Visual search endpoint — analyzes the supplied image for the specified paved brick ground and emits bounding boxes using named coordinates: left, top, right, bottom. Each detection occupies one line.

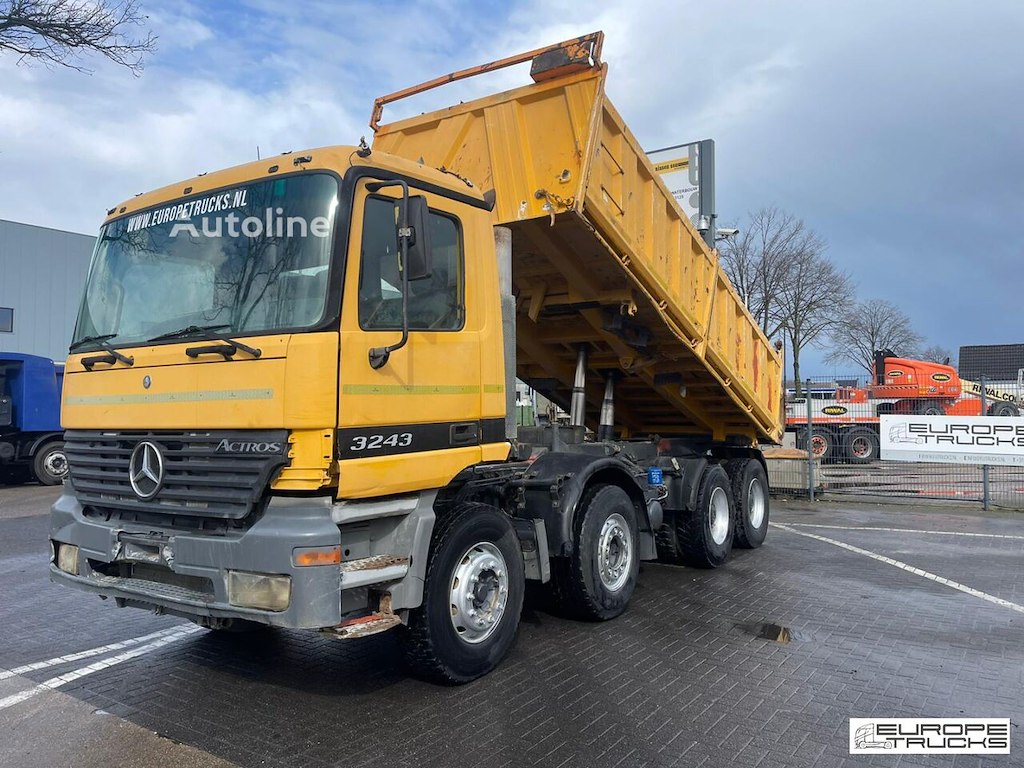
left=1, top=494, right=1022, bottom=767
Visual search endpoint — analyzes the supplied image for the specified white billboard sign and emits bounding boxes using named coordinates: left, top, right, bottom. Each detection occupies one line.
left=880, top=415, right=1024, bottom=465
left=646, top=139, right=713, bottom=232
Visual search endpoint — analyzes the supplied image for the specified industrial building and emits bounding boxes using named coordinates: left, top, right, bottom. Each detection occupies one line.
left=0, top=220, right=95, bottom=361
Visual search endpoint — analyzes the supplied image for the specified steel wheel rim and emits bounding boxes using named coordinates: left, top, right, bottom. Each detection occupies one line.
left=851, top=437, right=871, bottom=459
left=708, top=487, right=730, bottom=545
left=449, top=541, right=509, bottom=645
left=597, top=512, right=632, bottom=592
left=810, top=435, right=827, bottom=456
left=747, top=478, right=766, bottom=529
left=44, top=450, right=68, bottom=479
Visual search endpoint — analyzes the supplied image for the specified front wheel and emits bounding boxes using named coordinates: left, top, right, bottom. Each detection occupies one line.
left=33, top=441, right=68, bottom=485
left=989, top=402, right=1020, bottom=417
left=797, top=429, right=836, bottom=462
left=915, top=401, right=945, bottom=416
left=549, top=484, right=639, bottom=621
left=402, top=503, right=524, bottom=684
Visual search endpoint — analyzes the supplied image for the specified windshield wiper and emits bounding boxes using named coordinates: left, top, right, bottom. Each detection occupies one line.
left=69, top=333, right=118, bottom=351
left=147, top=324, right=232, bottom=343
left=69, top=334, right=134, bottom=369
left=149, top=324, right=262, bottom=359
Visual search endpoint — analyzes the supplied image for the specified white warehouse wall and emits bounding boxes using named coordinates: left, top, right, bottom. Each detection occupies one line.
left=0, top=219, right=95, bottom=362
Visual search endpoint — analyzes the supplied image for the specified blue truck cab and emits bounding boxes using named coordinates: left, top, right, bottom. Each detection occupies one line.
left=0, top=353, right=67, bottom=485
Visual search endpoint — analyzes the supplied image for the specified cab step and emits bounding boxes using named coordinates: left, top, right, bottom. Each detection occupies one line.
left=321, top=612, right=403, bottom=640
left=339, top=554, right=410, bottom=589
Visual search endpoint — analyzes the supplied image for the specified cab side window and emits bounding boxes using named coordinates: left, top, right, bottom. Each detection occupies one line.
left=358, top=196, right=464, bottom=331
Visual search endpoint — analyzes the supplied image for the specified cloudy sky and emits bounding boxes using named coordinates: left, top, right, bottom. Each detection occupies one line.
left=1, top=0, right=1021, bottom=375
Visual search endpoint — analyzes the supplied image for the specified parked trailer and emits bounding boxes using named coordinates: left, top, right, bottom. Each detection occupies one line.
left=50, top=33, right=782, bottom=682
left=786, top=350, right=1020, bottom=463
left=0, top=353, right=67, bottom=485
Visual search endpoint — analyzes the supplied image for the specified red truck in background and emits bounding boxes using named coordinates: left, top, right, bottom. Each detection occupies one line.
left=786, top=349, right=1022, bottom=463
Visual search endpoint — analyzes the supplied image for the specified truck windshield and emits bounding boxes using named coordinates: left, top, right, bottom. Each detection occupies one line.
left=72, top=173, right=339, bottom=350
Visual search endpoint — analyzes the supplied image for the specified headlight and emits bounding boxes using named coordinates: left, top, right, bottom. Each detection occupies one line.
left=226, top=570, right=291, bottom=612
left=56, top=543, right=80, bottom=575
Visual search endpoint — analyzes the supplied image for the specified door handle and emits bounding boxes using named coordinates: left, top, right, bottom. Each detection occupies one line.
left=449, top=422, right=479, bottom=446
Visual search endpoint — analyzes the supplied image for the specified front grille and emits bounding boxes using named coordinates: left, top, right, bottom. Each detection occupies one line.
left=65, top=430, right=289, bottom=520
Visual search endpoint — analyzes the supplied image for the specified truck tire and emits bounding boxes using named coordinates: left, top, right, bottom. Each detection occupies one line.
left=402, top=503, right=524, bottom=684
left=915, top=401, right=944, bottom=416
left=797, top=428, right=836, bottom=462
left=549, top=484, right=639, bottom=621
left=727, top=459, right=769, bottom=549
left=677, top=464, right=734, bottom=568
left=988, top=402, right=1019, bottom=417
left=844, top=427, right=879, bottom=463
left=33, top=441, right=68, bottom=485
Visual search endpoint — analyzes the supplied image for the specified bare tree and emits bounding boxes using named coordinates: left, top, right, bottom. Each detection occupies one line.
left=827, top=299, right=923, bottom=374
left=0, top=0, right=155, bottom=74
left=775, top=240, right=853, bottom=394
left=919, top=344, right=954, bottom=366
left=719, top=206, right=808, bottom=339
left=719, top=206, right=851, bottom=394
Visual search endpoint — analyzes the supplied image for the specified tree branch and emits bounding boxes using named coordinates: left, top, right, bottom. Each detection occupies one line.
left=0, top=0, right=156, bottom=74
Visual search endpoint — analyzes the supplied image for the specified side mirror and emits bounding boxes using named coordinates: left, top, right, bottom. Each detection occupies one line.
left=403, top=195, right=432, bottom=281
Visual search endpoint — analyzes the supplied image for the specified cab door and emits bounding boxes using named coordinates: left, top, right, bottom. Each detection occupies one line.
left=337, top=180, right=484, bottom=498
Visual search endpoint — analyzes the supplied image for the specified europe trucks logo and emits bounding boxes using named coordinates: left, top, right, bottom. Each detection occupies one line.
left=849, top=719, right=1009, bottom=754
left=889, top=421, right=1024, bottom=448
left=888, top=423, right=924, bottom=444
left=125, top=189, right=249, bottom=232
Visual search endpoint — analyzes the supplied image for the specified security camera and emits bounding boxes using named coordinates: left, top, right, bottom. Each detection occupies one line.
left=715, top=228, right=739, bottom=240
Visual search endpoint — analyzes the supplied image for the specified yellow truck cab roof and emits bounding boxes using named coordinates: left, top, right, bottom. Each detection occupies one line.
left=103, top=145, right=487, bottom=224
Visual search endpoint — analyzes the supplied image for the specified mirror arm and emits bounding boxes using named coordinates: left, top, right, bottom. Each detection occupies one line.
left=366, top=179, right=412, bottom=369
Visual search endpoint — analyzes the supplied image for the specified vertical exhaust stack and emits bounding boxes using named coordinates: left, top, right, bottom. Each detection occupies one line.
left=569, top=345, right=588, bottom=427
left=495, top=227, right=516, bottom=443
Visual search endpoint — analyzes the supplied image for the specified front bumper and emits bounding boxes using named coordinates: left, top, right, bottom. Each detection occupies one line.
left=49, top=492, right=344, bottom=629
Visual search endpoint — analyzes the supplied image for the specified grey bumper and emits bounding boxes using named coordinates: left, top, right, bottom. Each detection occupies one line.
left=49, top=492, right=344, bottom=629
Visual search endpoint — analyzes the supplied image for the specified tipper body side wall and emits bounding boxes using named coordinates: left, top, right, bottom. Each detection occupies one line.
left=373, top=66, right=783, bottom=443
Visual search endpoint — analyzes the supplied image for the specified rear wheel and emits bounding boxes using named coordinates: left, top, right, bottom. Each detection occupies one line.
left=727, top=459, right=769, bottom=549
left=678, top=465, right=734, bottom=568
left=33, top=441, right=67, bottom=485
left=915, top=401, right=945, bottom=416
left=844, top=427, right=879, bottom=464
left=549, top=484, right=639, bottom=621
left=402, top=503, right=524, bottom=684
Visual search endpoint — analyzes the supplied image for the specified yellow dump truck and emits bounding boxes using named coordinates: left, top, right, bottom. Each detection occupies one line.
left=50, top=33, right=783, bottom=682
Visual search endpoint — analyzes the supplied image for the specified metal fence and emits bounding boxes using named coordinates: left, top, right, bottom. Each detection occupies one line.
left=769, top=349, right=1024, bottom=510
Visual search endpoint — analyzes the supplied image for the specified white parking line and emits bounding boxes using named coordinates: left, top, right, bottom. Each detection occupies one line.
left=780, top=523, right=1024, bottom=541
left=0, top=624, right=201, bottom=711
left=772, top=523, right=1024, bottom=615
left=0, top=625, right=195, bottom=681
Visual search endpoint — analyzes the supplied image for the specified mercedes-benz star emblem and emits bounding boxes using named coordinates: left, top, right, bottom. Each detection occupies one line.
left=129, top=441, right=164, bottom=500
